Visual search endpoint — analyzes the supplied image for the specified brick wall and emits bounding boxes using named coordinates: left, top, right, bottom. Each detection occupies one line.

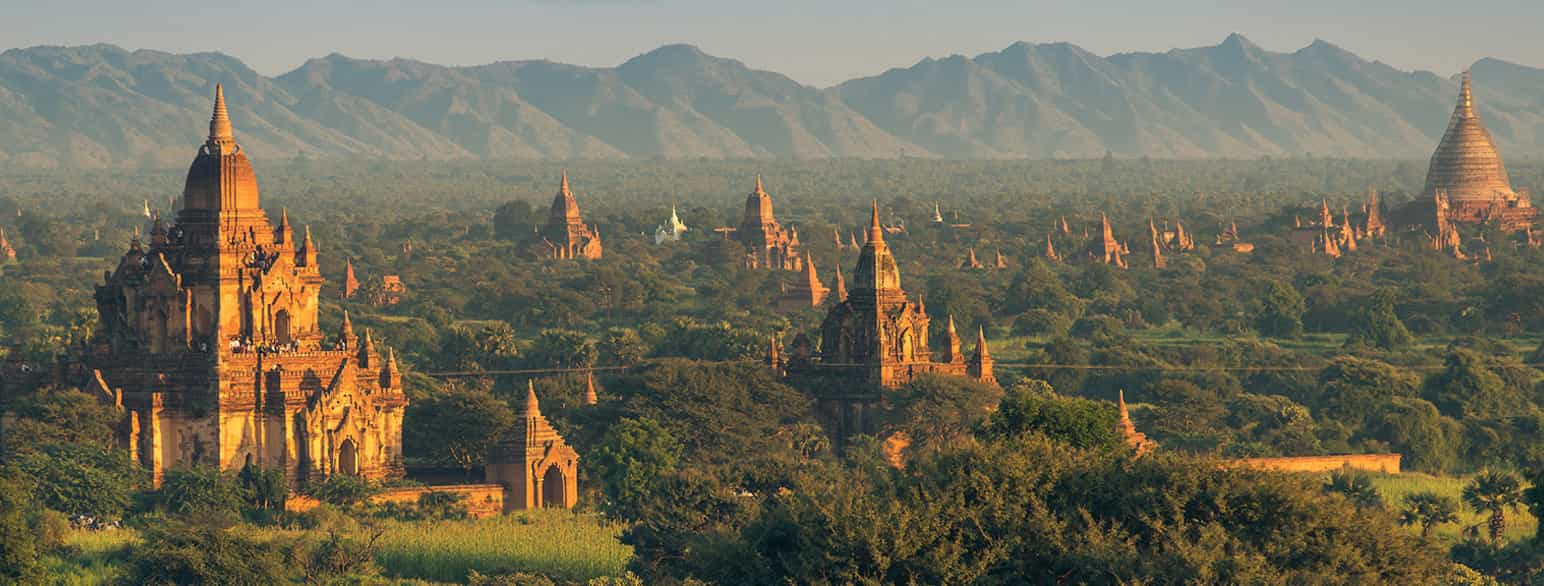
left=1227, top=453, right=1401, bottom=474
left=285, top=483, right=506, bottom=518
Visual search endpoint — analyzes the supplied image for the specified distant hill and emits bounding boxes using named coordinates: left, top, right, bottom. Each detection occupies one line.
left=3, top=35, right=1544, bottom=168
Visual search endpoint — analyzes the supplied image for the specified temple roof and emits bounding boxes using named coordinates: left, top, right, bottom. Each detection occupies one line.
left=183, top=84, right=260, bottom=212
left=741, top=175, right=776, bottom=229
left=1424, top=71, right=1517, bottom=203
left=549, top=172, right=583, bottom=224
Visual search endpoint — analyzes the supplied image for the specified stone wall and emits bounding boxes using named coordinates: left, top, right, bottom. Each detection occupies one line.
left=286, top=483, right=506, bottom=518
left=1227, top=453, right=1401, bottom=474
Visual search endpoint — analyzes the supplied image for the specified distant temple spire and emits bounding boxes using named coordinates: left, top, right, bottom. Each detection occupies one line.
left=584, top=371, right=599, bottom=406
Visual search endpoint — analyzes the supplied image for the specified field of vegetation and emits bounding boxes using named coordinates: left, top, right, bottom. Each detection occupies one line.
left=39, top=509, right=630, bottom=585
left=1369, top=472, right=1540, bottom=544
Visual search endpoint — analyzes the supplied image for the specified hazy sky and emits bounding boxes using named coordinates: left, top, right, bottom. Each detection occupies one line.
left=4, top=0, right=1541, bottom=87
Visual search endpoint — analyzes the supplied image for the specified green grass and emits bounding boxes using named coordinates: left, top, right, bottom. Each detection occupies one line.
left=1366, top=472, right=1537, bottom=544
left=38, top=509, right=630, bottom=585
left=373, top=509, right=632, bottom=583
left=40, top=529, right=136, bottom=586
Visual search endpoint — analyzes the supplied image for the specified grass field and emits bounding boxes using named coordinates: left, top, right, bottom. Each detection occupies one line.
left=1365, top=472, right=1537, bottom=544
left=41, top=508, right=631, bottom=584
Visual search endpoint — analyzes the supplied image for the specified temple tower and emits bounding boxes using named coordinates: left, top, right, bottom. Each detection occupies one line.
left=487, top=382, right=580, bottom=511
left=87, top=86, right=405, bottom=486
left=1399, top=71, right=1535, bottom=230
left=534, top=173, right=603, bottom=260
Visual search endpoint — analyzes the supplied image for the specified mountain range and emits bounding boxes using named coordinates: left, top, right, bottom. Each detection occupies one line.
left=3, top=34, right=1543, bottom=168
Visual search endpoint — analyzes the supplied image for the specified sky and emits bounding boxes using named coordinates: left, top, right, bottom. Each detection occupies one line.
left=4, top=0, right=1542, bottom=87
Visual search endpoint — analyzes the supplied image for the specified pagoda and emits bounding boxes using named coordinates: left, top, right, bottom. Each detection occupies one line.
left=653, top=204, right=687, bottom=244
left=1396, top=71, right=1535, bottom=231
left=86, top=86, right=406, bottom=485
left=533, top=173, right=603, bottom=260
left=789, top=201, right=997, bottom=438
left=729, top=176, right=802, bottom=270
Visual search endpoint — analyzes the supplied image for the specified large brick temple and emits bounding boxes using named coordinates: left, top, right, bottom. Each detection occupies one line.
left=86, top=86, right=406, bottom=485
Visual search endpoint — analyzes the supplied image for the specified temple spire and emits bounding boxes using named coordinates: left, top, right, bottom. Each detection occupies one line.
left=755, top=174, right=765, bottom=195
left=868, top=199, right=884, bottom=244
left=833, top=263, right=848, bottom=302
left=522, top=380, right=542, bottom=416
left=975, top=326, right=990, bottom=359
left=584, top=371, right=599, bottom=406
left=1460, top=70, right=1474, bottom=118
left=207, top=84, right=235, bottom=152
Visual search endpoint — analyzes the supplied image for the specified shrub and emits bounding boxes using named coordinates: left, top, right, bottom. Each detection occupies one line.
left=125, top=521, right=293, bottom=585
left=13, top=442, right=141, bottom=519
left=304, top=474, right=379, bottom=508
left=153, top=467, right=247, bottom=521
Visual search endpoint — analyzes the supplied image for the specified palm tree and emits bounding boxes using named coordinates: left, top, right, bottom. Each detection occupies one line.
left=1324, top=469, right=1383, bottom=511
left=1462, top=470, right=1525, bottom=544
left=1399, top=491, right=1460, bottom=539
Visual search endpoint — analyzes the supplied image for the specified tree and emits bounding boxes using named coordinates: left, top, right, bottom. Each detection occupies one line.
left=0, top=467, right=42, bottom=583
left=154, top=467, right=248, bottom=521
left=1425, top=349, right=1520, bottom=419
left=1255, top=280, right=1305, bottom=338
left=526, top=329, right=597, bottom=369
left=1345, top=289, right=1412, bottom=350
left=1399, top=491, right=1460, bottom=539
left=885, top=374, right=1003, bottom=448
left=127, top=519, right=293, bottom=585
left=403, top=385, right=516, bottom=478
left=0, top=386, right=123, bottom=455
left=587, top=417, right=681, bottom=522
left=983, top=379, right=1119, bottom=450
left=237, top=462, right=288, bottom=511
left=1462, top=470, right=1525, bottom=544
left=493, top=200, right=535, bottom=241
left=14, top=443, right=141, bottom=519
left=600, top=327, right=648, bottom=366
left=1323, top=469, right=1383, bottom=511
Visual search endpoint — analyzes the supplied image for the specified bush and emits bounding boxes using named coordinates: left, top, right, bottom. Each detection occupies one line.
left=303, top=474, right=379, bottom=508
left=153, top=467, right=247, bottom=521
left=1011, top=309, right=1073, bottom=338
left=13, top=443, right=141, bottom=519
left=126, top=521, right=294, bottom=585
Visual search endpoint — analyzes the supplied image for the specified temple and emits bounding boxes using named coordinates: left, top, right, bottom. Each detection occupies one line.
left=485, top=381, right=579, bottom=510
left=86, top=86, right=406, bottom=485
left=654, top=204, right=687, bottom=244
left=533, top=173, right=603, bottom=260
left=1114, top=391, right=1156, bottom=456
left=787, top=201, right=997, bottom=439
left=777, top=252, right=830, bottom=312
left=728, top=176, right=802, bottom=270
left=1395, top=71, right=1535, bottom=231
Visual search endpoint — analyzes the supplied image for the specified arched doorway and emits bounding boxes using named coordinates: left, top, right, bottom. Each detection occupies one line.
left=275, top=310, right=292, bottom=345
left=541, top=465, right=566, bottom=508
left=338, top=438, right=359, bottom=476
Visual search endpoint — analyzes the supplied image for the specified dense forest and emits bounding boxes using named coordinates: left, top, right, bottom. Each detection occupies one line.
left=5, top=156, right=1544, bottom=583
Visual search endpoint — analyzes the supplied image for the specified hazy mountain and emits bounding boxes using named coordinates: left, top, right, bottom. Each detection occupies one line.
left=3, top=36, right=1544, bottom=168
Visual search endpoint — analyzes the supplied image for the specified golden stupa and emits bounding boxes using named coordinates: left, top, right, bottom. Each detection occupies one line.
left=1406, top=71, right=1535, bottom=230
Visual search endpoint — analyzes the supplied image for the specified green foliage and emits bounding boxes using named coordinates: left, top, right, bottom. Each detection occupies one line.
left=983, top=379, right=1119, bottom=450
left=884, top=374, right=1003, bottom=448
left=1462, top=470, right=1526, bottom=545
left=1325, top=468, right=1385, bottom=511
left=13, top=442, right=141, bottom=518
left=1399, top=491, right=1461, bottom=538
left=236, top=463, right=287, bottom=511
left=404, top=383, right=516, bottom=476
left=1425, top=349, right=1522, bottom=419
left=1345, top=289, right=1413, bottom=350
left=587, top=417, right=681, bottom=522
left=303, top=474, right=380, bottom=509
left=125, top=520, right=294, bottom=585
left=153, top=467, right=248, bottom=521
left=528, top=329, right=598, bottom=369
left=599, top=327, right=648, bottom=366
left=0, top=466, right=43, bottom=583
left=1255, top=280, right=1306, bottom=338
left=0, top=386, right=123, bottom=455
